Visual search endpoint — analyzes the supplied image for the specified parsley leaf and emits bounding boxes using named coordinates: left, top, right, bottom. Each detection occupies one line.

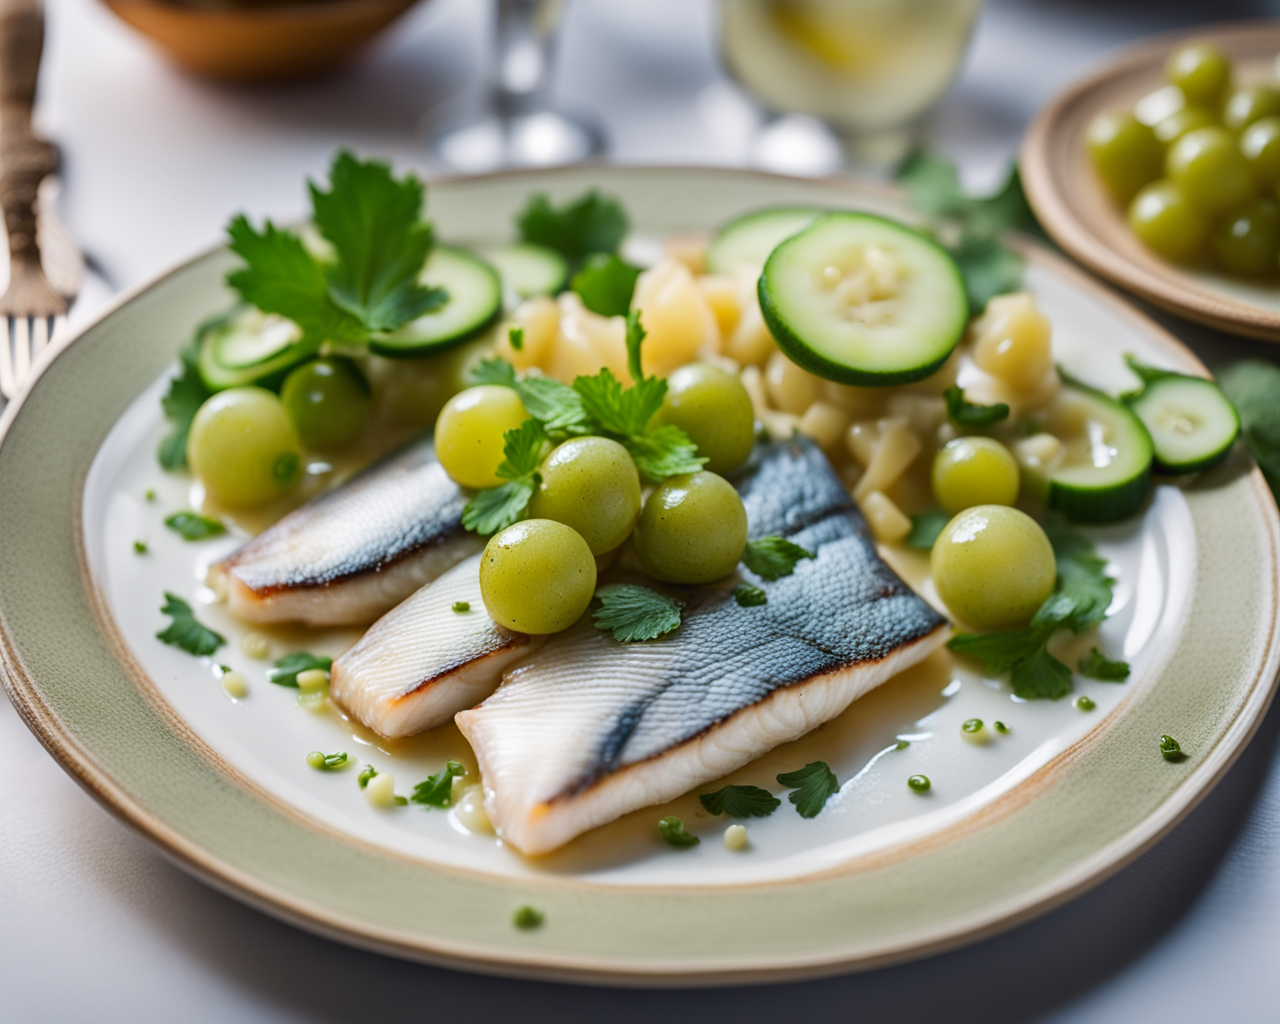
left=657, top=815, right=700, bottom=848
left=947, top=628, right=1047, bottom=677
left=1009, top=644, right=1074, bottom=700
left=734, top=583, right=767, bottom=607
left=742, top=536, right=815, bottom=581
left=944, top=384, right=1009, bottom=428
left=164, top=511, right=226, bottom=541
left=410, top=760, right=466, bottom=807
left=574, top=367, right=661, bottom=437
left=517, top=190, right=628, bottom=265
left=1042, top=520, right=1115, bottom=633
left=593, top=584, right=683, bottom=642
left=699, top=784, right=780, bottom=818
left=469, top=358, right=594, bottom=437
left=776, top=761, right=839, bottom=818
left=1219, top=360, right=1280, bottom=498
left=495, top=419, right=549, bottom=480
left=462, top=478, right=538, bottom=535
left=624, top=425, right=706, bottom=481
left=156, top=592, right=225, bottom=657
left=906, top=511, right=949, bottom=551
left=469, top=356, right=518, bottom=387
left=158, top=340, right=212, bottom=471
left=571, top=253, right=641, bottom=317
left=1079, top=647, right=1131, bottom=681
left=267, top=652, right=333, bottom=688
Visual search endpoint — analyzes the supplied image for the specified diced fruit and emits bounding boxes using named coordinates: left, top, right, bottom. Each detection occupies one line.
left=526, top=437, right=642, bottom=555
left=970, top=292, right=1053, bottom=389
left=657, top=362, right=756, bottom=475
left=632, top=471, right=748, bottom=584
left=479, top=519, right=597, bottom=634
left=434, top=385, right=530, bottom=490
left=187, top=387, right=302, bottom=507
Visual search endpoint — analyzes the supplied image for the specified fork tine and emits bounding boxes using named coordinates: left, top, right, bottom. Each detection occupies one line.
left=13, top=317, right=30, bottom=387
left=31, top=315, right=49, bottom=361
left=0, top=319, right=16, bottom=400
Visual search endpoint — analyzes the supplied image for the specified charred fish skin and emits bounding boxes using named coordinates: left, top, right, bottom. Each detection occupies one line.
left=456, top=439, right=949, bottom=855
left=210, top=436, right=482, bottom=628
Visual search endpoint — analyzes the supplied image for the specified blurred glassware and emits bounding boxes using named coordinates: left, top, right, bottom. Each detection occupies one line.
left=429, top=0, right=603, bottom=172
left=719, top=0, right=982, bottom=172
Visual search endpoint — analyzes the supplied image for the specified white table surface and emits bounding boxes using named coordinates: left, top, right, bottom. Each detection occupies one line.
left=7, top=0, right=1280, bottom=1019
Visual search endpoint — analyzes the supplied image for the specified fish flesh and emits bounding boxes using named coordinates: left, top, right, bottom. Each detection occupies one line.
left=329, top=553, right=543, bottom=738
left=455, top=439, right=949, bottom=855
left=209, top=437, right=481, bottom=627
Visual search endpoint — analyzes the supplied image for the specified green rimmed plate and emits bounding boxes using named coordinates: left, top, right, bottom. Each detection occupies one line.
left=1, top=167, right=1277, bottom=985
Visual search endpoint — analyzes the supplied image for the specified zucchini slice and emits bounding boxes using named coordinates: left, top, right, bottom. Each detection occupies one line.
left=483, top=243, right=569, bottom=298
left=758, top=213, right=969, bottom=386
left=705, top=206, right=823, bottom=274
left=197, top=309, right=314, bottom=392
left=1127, top=374, right=1240, bottom=474
left=1045, top=381, right=1154, bottom=523
left=370, top=246, right=502, bottom=358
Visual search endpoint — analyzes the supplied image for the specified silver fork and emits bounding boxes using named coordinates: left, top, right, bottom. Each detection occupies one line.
left=0, top=0, right=70, bottom=400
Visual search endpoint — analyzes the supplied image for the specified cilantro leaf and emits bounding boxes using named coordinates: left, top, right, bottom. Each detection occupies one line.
left=410, top=760, right=466, bottom=807
left=1010, top=644, right=1074, bottom=700
left=1079, top=647, right=1131, bottom=682
left=1219, top=360, right=1280, bottom=498
left=517, top=190, right=628, bottom=265
left=742, top=536, right=815, bottom=581
left=267, top=651, right=333, bottom=688
left=462, top=478, right=537, bottom=535
left=164, top=511, right=226, bottom=541
left=776, top=761, right=839, bottom=818
left=496, top=419, right=549, bottom=480
left=156, top=592, right=225, bottom=657
left=657, top=815, right=700, bottom=848
left=906, top=511, right=949, bottom=551
left=1042, top=520, right=1114, bottom=633
left=468, top=359, right=595, bottom=437
left=699, top=784, right=780, bottom=818
left=734, top=583, right=767, bottom=607
left=158, top=340, right=212, bottom=471
left=947, top=627, right=1049, bottom=676
left=944, top=384, right=1009, bottom=428
left=624, top=425, right=706, bottom=482
left=571, top=253, right=641, bottom=317
left=593, top=584, right=683, bottom=642
left=573, top=367, right=664, bottom=437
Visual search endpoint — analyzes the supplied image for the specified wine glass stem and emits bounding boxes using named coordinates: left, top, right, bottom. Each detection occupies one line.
left=493, top=0, right=564, bottom=119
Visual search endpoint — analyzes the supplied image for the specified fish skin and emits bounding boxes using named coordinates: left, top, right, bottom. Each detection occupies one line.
left=210, top=437, right=481, bottom=627
left=329, top=553, right=543, bottom=738
left=455, top=439, right=949, bottom=855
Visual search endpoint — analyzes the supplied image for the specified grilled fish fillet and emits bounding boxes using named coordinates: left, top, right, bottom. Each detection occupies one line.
left=455, top=439, right=949, bottom=855
left=210, top=437, right=481, bottom=627
left=329, top=553, right=544, bottom=737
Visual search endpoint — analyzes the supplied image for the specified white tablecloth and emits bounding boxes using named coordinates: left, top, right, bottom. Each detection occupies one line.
left=7, top=1, right=1280, bottom=1019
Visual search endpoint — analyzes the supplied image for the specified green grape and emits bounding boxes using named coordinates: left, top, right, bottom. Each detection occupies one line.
left=1128, top=179, right=1210, bottom=261
left=1164, top=42, right=1231, bottom=107
left=187, top=387, right=302, bottom=507
left=632, top=471, right=748, bottom=584
left=1152, top=106, right=1216, bottom=146
left=1212, top=198, right=1280, bottom=276
left=280, top=357, right=371, bottom=448
left=526, top=437, right=641, bottom=555
left=1240, top=116, right=1280, bottom=187
left=1087, top=111, right=1164, bottom=203
left=434, top=385, right=529, bottom=489
left=478, top=519, right=596, bottom=634
left=1224, top=85, right=1280, bottom=132
left=1166, top=127, right=1255, bottom=213
left=931, top=437, right=1020, bottom=515
left=930, top=505, right=1056, bottom=631
left=656, top=362, right=756, bottom=475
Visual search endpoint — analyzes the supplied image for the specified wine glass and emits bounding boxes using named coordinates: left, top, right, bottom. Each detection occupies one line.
left=430, top=0, right=604, bottom=172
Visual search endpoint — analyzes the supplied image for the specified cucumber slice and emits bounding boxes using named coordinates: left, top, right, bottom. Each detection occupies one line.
left=1045, top=382, right=1154, bottom=523
left=370, top=246, right=502, bottom=358
left=705, top=206, right=823, bottom=274
left=197, top=309, right=313, bottom=392
left=758, top=212, right=968, bottom=387
left=1127, top=374, right=1240, bottom=474
left=483, top=243, right=569, bottom=298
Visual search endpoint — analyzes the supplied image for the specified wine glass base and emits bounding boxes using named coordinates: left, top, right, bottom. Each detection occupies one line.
left=745, top=114, right=918, bottom=177
left=431, top=111, right=605, bottom=174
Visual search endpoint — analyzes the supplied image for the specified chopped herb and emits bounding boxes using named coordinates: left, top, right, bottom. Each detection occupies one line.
left=267, top=651, right=334, bottom=688
left=516, top=190, right=628, bottom=266
left=741, top=536, right=815, bottom=581
left=1160, top=735, right=1186, bottom=762
left=460, top=419, right=549, bottom=534
left=306, top=751, right=349, bottom=770
left=733, top=583, right=767, bottom=607
left=513, top=905, right=544, bottom=930
left=571, top=252, right=642, bottom=317
left=894, top=739, right=910, bottom=751
left=164, top=511, right=226, bottom=541
left=908, top=774, right=931, bottom=793
left=993, top=721, right=1010, bottom=734
left=1220, top=360, right=1280, bottom=498
left=452, top=601, right=471, bottom=613
left=144, top=488, right=156, bottom=501
left=133, top=540, right=148, bottom=555
left=776, top=761, right=839, bottom=818
left=944, top=384, right=1009, bottom=428
left=698, top=784, right=780, bottom=819
left=358, top=764, right=378, bottom=789
left=508, top=325, right=524, bottom=351
left=1078, top=647, right=1131, bottom=681
left=156, top=592, right=225, bottom=657
left=906, top=511, right=949, bottom=551
left=657, top=815, right=700, bottom=848
left=1075, top=696, right=1096, bottom=711
left=593, top=584, right=683, bottom=642
left=962, top=718, right=984, bottom=735
left=158, top=340, right=212, bottom=471
left=410, top=760, right=466, bottom=807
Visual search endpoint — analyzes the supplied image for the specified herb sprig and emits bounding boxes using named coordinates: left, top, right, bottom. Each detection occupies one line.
left=410, top=761, right=466, bottom=807
left=593, top=584, right=683, bottom=643
left=776, top=761, right=839, bottom=818
left=156, top=592, right=225, bottom=657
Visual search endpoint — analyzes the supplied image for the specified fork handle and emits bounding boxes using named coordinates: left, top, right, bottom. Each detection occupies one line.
left=0, top=0, right=51, bottom=272
left=0, top=0, right=44, bottom=110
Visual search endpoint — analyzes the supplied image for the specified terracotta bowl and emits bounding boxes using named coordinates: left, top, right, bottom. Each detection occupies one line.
left=101, top=0, right=423, bottom=82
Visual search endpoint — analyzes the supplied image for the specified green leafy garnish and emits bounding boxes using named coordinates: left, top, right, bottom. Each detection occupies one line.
left=593, top=584, right=683, bottom=642
left=906, top=511, right=949, bottom=551
left=1160, top=735, right=1186, bottom=762
left=894, top=739, right=911, bottom=751
left=944, top=384, right=1009, bottom=428
left=158, top=340, right=212, bottom=471
left=517, top=190, right=628, bottom=266
left=571, top=253, right=642, bottom=317
left=410, top=760, right=466, bottom=807
left=267, top=651, right=334, bottom=688
left=949, top=230, right=1026, bottom=312
left=163, top=511, right=226, bottom=541
left=452, top=601, right=471, bottom=613
left=733, top=583, right=767, bottom=607
left=513, top=905, right=544, bottom=930
left=156, top=592, right=225, bottom=657
left=741, top=536, right=815, bottom=581
left=460, top=419, right=549, bottom=534
left=306, top=751, right=349, bottom=770
left=1079, top=647, right=1131, bottom=681
left=1219, top=360, right=1280, bottom=498
left=133, top=540, right=148, bottom=555
left=508, top=325, right=524, bottom=351
left=657, top=816, right=700, bottom=848
left=358, top=764, right=378, bottom=789
left=776, top=761, right=839, bottom=818
left=699, top=784, right=780, bottom=818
